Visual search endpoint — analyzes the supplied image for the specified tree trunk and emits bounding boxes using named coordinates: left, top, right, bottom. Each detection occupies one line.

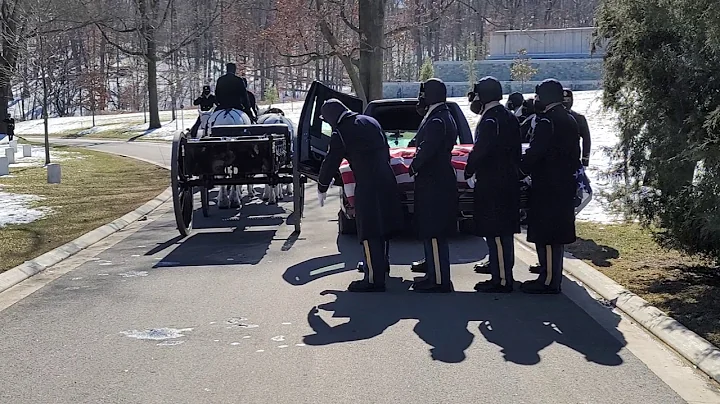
left=358, top=0, right=386, bottom=102
left=147, top=51, right=161, bottom=129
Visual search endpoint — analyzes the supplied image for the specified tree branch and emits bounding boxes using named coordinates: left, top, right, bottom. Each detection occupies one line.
left=95, top=23, right=146, bottom=57
left=384, top=0, right=458, bottom=37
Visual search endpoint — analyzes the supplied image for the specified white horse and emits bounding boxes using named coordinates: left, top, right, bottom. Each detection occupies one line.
left=206, top=108, right=252, bottom=209
left=256, top=108, right=295, bottom=204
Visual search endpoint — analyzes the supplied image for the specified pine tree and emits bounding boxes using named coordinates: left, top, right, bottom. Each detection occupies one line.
left=510, top=49, right=538, bottom=92
left=419, top=58, right=434, bottom=81
left=596, top=0, right=720, bottom=262
left=264, top=85, right=279, bottom=107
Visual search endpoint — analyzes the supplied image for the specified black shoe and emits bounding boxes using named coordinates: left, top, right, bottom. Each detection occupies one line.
left=348, top=280, right=385, bottom=292
left=474, top=261, right=491, bottom=274
left=411, top=259, right=427, bottom=273
left=529, top=264, right=544, bottom=274
left=356, top=262, right=390, bottom=274
left=520, top=280, right=561, bottom=294
left=474, top=280, right=513, bottom=293
left=412, top=280, right=454, bottom=293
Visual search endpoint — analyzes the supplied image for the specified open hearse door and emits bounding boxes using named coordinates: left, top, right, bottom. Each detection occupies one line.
left=295, top=81, right=364, bottom=182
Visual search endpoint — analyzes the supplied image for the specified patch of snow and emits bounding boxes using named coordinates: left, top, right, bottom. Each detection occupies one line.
left=0, top=191, right=50, bottom=228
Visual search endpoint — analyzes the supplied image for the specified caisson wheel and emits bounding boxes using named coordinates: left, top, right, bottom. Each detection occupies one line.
left=171, top=132, right=193, bottom=237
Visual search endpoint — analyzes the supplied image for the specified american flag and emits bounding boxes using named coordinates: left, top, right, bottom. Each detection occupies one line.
left=339, top=145, right=474, bottom=207
left=339, top=144, right=592, bottom=209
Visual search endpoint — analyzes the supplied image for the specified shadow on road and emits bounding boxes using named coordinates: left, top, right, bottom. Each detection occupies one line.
left=282, top=233, right=489, bottom=286
left=303, top=284, right=626, bottom=366
left=151, top=197, right=288, bottom=267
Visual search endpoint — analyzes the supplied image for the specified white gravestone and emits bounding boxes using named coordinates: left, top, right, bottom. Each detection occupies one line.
left=0, top=156, right=8, bottom=175
left=22, top=144, right=32, bottom=157
left=9, top=139, right=17, bottom=151
left=5, top=148, right=15, bottom=164
left=47, top=163, right=61, bottom=184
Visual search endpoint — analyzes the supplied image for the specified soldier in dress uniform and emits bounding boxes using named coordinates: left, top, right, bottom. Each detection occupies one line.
left=526, top=88, right=592, bottom=275
left=563, top=89, right=591, bottom=168
left=505, top=92, right=525, bottom=117
left=408, top=78, right=459, bottom=293
left=316, top=99, right=404, bottom=292
left=464, top=76, right=522, bottom=293
left=520, top=79, right=580, bottom=294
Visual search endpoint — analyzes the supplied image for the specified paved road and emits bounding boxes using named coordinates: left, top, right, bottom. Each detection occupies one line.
left=1, top=138, right=718, bottom=403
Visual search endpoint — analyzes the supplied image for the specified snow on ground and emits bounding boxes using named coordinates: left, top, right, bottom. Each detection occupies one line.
left=0, top=144, right=84, bottom=227
left=8, top=93, right=621, bottom=223
left=0, top=192, right=49, bottom=228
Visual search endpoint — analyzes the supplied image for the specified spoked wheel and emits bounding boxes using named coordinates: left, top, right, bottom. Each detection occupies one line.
left=171, top=132, right=194, bottom=237
left=292, top=164, right=305, bottom=233
left=200, top=186, right=210, bottom=218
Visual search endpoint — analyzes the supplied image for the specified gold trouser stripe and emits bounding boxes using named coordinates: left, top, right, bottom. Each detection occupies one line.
left=363, top=240, right=374, bottom=284
left=495, top=237, right=506, bottom=287
left=431, top=238, right=442, bottom=285
left=545, top=245, right=553, bottom=286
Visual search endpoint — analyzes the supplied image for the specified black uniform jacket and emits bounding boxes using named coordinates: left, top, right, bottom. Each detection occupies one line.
left=248, top=91, right=259, bottom=118
left=318, top=113, right=403, bottom=241
left=193, top=94, right=216, bottom=111
left=465, top=105, right=522, bottom=237
left=520, top=104, right=580, bottom=245
left=214, top=73, right=253, bottom=116
left=569, top=109, right=591, bottom=166
left=410, top=104, right=459, bottom=239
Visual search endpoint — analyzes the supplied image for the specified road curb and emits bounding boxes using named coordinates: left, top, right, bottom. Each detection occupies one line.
left=0, top=187, right=171, bottom=295
left=514, top=234, right=720, bottom=384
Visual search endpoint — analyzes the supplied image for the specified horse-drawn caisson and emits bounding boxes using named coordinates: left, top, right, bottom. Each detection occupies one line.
left=170, top=106, right=305, bottom=237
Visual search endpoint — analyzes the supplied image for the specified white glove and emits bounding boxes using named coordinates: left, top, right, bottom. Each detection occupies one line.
left=317, top=189, right=327, bottom=207
left=317, top=178, right=335, bottom=207
left=466, top=175, right=476, bottom=189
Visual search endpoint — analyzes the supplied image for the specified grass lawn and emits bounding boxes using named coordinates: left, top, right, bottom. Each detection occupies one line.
left=0, top=146, right=168, bottom=274
left=567, top=221, right=720, bottom=347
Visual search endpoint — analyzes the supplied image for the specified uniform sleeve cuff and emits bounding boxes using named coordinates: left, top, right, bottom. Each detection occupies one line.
left=318, top=184, right=330, bottom=193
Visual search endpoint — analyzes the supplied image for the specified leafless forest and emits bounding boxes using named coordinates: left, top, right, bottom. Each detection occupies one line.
left=0, top=0, right=597, bottom=129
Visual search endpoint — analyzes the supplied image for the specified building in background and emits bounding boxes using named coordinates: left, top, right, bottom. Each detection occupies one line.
left=383, top=27, right=605, bottom=99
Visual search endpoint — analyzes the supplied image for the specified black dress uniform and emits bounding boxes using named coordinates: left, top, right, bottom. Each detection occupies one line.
left=563, top=89, right=591, bottom=167
left=465, top=76, right=522, bottom=293
left=527, top=89, right=592, bottom=275
left=215, top=63, right=256, bottom=121
left=189, top=86, right=216, bottom=138
left=520, top=79, right=580, bottom=294
left=317, top=99, right=404, bottom=292
left=409, top=78, right=458, bottom=293
left=242, top=77, right=260, bottom=120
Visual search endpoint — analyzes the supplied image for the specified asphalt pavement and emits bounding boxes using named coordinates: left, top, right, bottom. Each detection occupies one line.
left=0, top=138, right=716, bottom=403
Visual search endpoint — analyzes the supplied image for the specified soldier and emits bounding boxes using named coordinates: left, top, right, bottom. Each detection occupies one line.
left=527, top=88, right=592, bottom=275
left=316, top=99, right=404, bottom=292
left=464, top=76, right=522, bottom=293
left=563, top=89, right=591, bottom=168
left=408, top=78, right=458, bottom=293
left=215, top=63, right=256, bottom=122
left=3, top=116, right=15, bottom=141
left=505, top=92, right=525, bottom=117
left=242, top=77, right=260, bottom=120
left=189, top=85, right=216, bottom=138
left=520, top=79, right=580, bottom=294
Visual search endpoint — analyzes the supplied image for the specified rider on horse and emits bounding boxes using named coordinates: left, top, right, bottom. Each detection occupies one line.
left=215, top=63, right=257, bottom=123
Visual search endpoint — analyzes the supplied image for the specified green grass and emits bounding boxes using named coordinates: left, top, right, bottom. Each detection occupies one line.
left=0, top=146, right=169, bottom=273
left=568, top=221, right=720, bottom=347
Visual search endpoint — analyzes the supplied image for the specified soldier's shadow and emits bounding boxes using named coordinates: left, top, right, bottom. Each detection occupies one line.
left=303, top=280, right=625, bottom=366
